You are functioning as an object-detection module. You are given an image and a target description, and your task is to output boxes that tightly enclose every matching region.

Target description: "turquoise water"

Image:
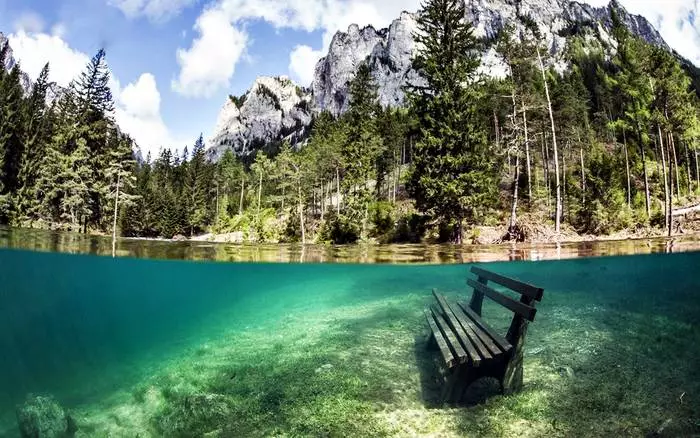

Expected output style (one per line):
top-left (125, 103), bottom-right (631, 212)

top-left (1, 249), bottom-right (699, 436)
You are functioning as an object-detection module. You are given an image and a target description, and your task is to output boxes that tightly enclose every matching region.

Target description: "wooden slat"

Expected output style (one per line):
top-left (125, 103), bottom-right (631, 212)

top-left (471, 266), bottom-right (544, 301)
top-left (467, 278), bottom-right (537, 321)
top-left (432, 290), bottom-right (483, 366)
top-left (451, 302), bottom-right (502, 357)
top-left (431, 306), bottom-right (468, 365)
top-left (425, 310), bottom-right (456, 368)
top-left (457, 301), bottom-right (513, 353)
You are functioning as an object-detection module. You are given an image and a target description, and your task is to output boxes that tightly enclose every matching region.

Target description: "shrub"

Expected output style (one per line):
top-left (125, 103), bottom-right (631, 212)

top-left (317, 212), bottom-right (360, 244)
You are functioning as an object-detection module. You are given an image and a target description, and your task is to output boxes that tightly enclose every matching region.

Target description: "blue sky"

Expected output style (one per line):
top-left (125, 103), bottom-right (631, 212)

top-left (1, 0), bottom-right (698, 158)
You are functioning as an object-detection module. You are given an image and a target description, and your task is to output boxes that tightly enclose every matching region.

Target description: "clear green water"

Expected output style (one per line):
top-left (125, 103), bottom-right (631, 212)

top-left (1, 248), bottom-right (699, 436)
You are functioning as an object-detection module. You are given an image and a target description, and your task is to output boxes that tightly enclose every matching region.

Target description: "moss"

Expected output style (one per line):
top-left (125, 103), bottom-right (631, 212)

top-left (64, 284), bottom-right (700, 438)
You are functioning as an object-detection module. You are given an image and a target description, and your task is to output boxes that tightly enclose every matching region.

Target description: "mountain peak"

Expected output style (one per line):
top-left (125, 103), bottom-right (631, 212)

top-left (208, 0), bottom-right (671, 159)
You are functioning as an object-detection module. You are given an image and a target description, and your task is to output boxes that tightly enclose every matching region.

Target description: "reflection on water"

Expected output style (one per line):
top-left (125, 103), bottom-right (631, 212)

top-left (1, 225), bottom-right (700, 263)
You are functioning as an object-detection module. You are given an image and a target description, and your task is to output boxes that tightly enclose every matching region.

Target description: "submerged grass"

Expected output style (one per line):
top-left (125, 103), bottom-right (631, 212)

top-left (64, 279), bottom-right (700, 438)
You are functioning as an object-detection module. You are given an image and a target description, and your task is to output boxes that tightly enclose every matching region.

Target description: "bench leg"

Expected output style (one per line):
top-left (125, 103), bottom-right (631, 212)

top-left (441, 365), bottom-right (467, 403)
top-left (426, 332), bottom-right (438, 350)
top-left (501, 352), bottom-right (524, 395)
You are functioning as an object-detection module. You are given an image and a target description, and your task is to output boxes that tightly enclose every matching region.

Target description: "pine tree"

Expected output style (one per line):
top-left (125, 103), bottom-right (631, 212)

top-left (277, 142), bottom-right (311, 243)
top-left (342, 62), bottom-right (382, 239)
top-left (15, 63), bottom-right (54, 223)
top-left (607, 8), bottom-right (654, 220)
top-left (183, 134), bottom-right (211, 236)
top-left (70, 49), bottom-right (118, 230)
top-left (0, 65), bottom-right (27, 219)
top-left (407, 0), bottom-right (497, 243)
top-left (105, 135), bottom-right (139, 255)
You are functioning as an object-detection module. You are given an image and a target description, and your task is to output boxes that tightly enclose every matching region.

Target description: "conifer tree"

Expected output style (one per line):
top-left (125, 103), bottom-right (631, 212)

top-left (607, 8), bottom-right (654, 220)
top-left (106, 136), bottom-right (139, 254)
top-left (16, 64), bottom-right (55, 223)
top-left (343, 62), bottom-right (382, 239)
top-left (0, 65), bottom-right (26, 218)
top-left (407, 0), bottom-right (496, 243)
top-left (184, 134), bottom-right (211, 235)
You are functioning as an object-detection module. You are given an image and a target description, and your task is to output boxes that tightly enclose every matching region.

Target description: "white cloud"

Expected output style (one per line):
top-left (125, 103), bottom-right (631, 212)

top-left (172, 6), bottom-right (248, 98)
top-left (8, 30), bottom-right (89, 86)
top-left (580, 0), bottom-right (700, 65)
top-left (289, 45), bottom-right (324, 86)
top-left (107, 0), bottom-right (198, 22)
top-left (173, 0), bottom-right (420, 96)
top-left (8, 29), bottom-right (176, 157)
top-left (13, 11), bottom-right (45, 34)
top-left (115, 73), bottom-right (177, 157)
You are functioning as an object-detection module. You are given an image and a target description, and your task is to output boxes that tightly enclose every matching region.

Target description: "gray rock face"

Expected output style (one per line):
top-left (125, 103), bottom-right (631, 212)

top-left (16, 395), bottom-right (76, 438)
top-left (209, 0), bottom-right (670, 159)
top-left (312, 0), bottom-right (667, 115)
top-left (0, 32), bottom-right (33, 95)
top-left (207, 76), bottom-right (313, 161)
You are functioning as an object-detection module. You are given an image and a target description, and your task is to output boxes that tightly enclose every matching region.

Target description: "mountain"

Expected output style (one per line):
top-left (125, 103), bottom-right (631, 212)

top-left (313, 0), bottom-right (667, 116)
top-left (207, 76), bottom-right (313, 160)
top-left (208, 0), bottom-right (672, 160)
top-left (0, 32), bottom-right (32, 95)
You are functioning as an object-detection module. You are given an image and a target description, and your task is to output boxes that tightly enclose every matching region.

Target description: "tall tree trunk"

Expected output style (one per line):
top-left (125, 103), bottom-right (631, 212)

top-left (538, 47), bottom-right (562, 233)
top-left (215, 183), bottom-right (219, 221)
top-left (257, 171), bottom-right (263, 214)
top-left (658, 125), bottom-right (669, 232)
top-left (562, 147), bottom-right (567, 222)
top-left (335, 167), bottom-right (341, 215)
top-left (543, 132), bottom-right (551, 212)
top-left (669, 133), bottom-right (680, 199)
top-left (667, 133), bottom-right (674, 237)
top-left (623, 129), bottom-right (631, 208)
top-left (494, 111), bottom-right (500, 150)
top-left (580, 148), bottom-right (586, 205)
top-left (696, 149), bottom-right (700, 193)
top-left (298, 181), bottom-right (305, 244)
top-left (239, 178), bottom-right (245, 215)
top-left (510, 153), bottom-right (520, 230)
top-left (638, 123), bottom-right (651, 219)
top-left (112, 173), bottom-right (121, 258)
top-left (684, 140), bottom-right (692, 194)
top-left (522, 99), bottom-right (532, 202)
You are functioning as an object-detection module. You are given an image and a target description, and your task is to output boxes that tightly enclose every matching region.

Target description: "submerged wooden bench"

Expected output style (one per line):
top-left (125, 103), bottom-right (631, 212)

top-left (425, 266), bottom-right (544, 403)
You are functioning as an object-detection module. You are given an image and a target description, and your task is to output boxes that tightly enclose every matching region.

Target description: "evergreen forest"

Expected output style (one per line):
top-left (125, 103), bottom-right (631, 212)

top-left (1, 0), bottom-right (699, 245)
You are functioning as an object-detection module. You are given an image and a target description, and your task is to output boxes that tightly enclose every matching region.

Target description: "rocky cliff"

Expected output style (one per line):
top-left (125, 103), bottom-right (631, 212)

top-left (208, 0), bottom-right (669, 159)
top-left (207, 76), bottom-right (313, 160)
top-left (0, 32), bottom-right (32, 94)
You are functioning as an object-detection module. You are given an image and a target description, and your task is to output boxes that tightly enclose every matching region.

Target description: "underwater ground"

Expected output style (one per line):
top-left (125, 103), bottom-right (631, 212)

top-left (0, 249), bottom-right (699, 437)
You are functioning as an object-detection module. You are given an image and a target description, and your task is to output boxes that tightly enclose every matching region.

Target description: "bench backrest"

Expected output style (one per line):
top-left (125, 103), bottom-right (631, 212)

top-left (467, 266), bottom-right (544, 322)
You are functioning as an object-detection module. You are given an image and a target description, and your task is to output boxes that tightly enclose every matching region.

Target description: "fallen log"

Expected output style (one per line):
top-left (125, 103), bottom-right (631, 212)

top-left (672, 203), bottom-right (700, 216)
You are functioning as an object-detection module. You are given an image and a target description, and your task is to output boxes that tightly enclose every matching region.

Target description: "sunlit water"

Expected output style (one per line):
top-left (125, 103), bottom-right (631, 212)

top-left (0, 228), bottom-right (699, 436)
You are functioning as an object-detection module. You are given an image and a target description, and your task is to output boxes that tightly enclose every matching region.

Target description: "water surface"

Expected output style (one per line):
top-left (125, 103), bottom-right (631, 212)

top-left (0, 246), bottom-right (698, 437)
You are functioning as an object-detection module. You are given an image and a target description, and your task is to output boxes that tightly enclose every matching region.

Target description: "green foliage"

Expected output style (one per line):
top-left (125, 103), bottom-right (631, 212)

top-left (257, 83), bottom-right (281, 110)
top-left (368, 201), bottom-right (394, 241)
top-left (407, 0), bottom-right (498, 242)
top-left (228, 93), bottom-right (247, 108)
top-left (574, 145), bottom-right (634, 234)
top-left (317, 211), bottom-right (361, 244)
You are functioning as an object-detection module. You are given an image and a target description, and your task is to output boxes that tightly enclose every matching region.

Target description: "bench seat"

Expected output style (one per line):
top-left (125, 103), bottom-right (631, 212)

top-left (425, 266), bottom-right (544, 403)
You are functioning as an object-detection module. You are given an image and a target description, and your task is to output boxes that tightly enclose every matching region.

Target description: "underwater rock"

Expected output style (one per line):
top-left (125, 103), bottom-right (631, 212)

top-left (527, 346), bottom-right (545, 355)
top-left (557, 366), bottom-right (575, 378)
top-left (16, 395), bottom-right (76, 438)
top-left (315, 363), bottom-right (334, 373)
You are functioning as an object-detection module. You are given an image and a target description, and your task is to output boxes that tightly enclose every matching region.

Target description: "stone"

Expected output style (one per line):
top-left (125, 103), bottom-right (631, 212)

top-left (206, 76), bottom-right (313, 161)
top-left (16, 395), bottom-right (76, 438)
